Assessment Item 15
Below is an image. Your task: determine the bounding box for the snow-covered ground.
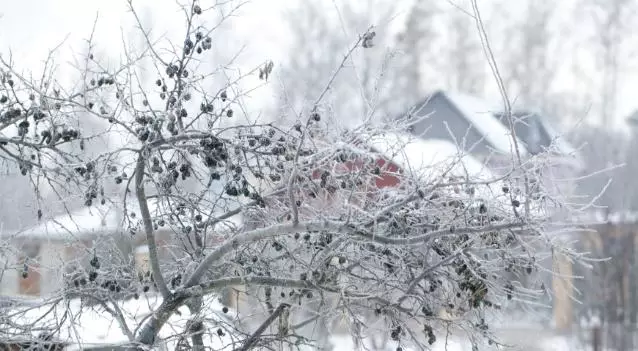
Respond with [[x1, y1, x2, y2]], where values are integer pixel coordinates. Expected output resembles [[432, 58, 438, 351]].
[[330, 332, 577, 351], [2, 294, 239, 350], [1, 291, 582, 351]]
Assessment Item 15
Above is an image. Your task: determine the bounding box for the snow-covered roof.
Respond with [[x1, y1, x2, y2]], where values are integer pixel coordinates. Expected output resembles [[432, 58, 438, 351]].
[[365, 131, 547, 219], [367, 132, 496, 182], [2, 294, 238, 350], [442, 92, 529, 156], [13, 205, 122, 241], [534, 116, 584, 169], [134, 245, 150, 255], [11, 197, 244, 241], [433, 91, 580, 167]]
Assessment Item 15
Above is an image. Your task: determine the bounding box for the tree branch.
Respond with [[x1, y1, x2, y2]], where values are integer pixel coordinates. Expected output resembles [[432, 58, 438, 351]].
[[237, 303, 290, 351], [184, 219, 529, 288], [135, 151, 171, 299]]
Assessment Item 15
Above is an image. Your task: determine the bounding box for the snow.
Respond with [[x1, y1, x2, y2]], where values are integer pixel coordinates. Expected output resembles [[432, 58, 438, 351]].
[[540, 337, 576, 351], [11, 198, 243, 241], [2, 294, 238, 350], [135, 245, 150, 254], [329, 334, 470, 351], [366, 131, 547, 219], [443, 92, 529, 156], [568, 209, 638, 225], [12, 205, 121, 240], [367, 132, 497, 182]]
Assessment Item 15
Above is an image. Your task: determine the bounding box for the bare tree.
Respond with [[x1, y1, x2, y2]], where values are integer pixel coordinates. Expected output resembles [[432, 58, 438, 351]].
[[277, 0, 400, 127], [394, 1, 439, 107], [580, 0, 636, 125], [0, 1, 586, 350], [444, 4, 485, 95], [490, 0, 559, 114]]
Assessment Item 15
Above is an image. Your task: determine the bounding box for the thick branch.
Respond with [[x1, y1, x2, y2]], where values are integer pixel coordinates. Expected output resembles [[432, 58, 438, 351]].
[[237, 303, 290, 351], [184, 219, 528, 288], [135, 152, 171, 299], [183, 220, 340, 287]]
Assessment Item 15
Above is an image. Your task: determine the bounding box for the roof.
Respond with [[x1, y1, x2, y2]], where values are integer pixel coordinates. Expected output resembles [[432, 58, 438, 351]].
[[11, 198, 243, 241], [496, 110, 581, 159], [439, 91, 529, 156], [366, 132, 496, 182], [410, 91, 581, 166], [12, 205, 121, 241], [363, 131, 547, 219], [2, 294, 238, 350]]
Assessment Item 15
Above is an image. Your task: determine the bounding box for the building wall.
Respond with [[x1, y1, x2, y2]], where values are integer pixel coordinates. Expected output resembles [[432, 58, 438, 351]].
[[0, 249, 18, 296], [552, 221, 638, 332]]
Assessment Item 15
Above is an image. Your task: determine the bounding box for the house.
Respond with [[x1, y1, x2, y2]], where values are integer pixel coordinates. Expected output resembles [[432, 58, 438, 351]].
[[401, 90, 583, 217], [0, 197, 244, 321], [0, 202, 175, 298], [396, 91, 588, 327], [404, 90, 582, 164]]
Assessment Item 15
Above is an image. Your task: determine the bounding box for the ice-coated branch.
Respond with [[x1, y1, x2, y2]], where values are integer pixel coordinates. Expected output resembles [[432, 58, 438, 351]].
[[135, 152, 171, 299]]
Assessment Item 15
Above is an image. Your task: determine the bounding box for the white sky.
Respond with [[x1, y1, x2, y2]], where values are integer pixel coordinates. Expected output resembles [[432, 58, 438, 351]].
[[1, 0, 637, 129]]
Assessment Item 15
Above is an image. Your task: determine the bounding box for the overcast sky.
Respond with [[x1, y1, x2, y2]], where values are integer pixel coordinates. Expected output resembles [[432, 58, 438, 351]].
[[1, 0, 638, 128]]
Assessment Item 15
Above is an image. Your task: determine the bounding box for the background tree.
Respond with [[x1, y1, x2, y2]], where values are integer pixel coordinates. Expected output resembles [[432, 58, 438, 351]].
[[392, 0, 439, 110], [277, 0, 400, 128], [443, 2, 485, 95]]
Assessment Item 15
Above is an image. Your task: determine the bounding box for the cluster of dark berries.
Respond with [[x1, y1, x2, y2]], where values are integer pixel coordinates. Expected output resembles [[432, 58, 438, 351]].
[[423, 324, 436, 345], [21, 263, 29, 279], [1, 107, 22, 124], [165, 63, 185, 79], [90, 76, 115, 87], [170, 273, 182, 288], [138, 270, 156, 293], [390, 325, 402, 341], [114, 171, 128, 185]]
